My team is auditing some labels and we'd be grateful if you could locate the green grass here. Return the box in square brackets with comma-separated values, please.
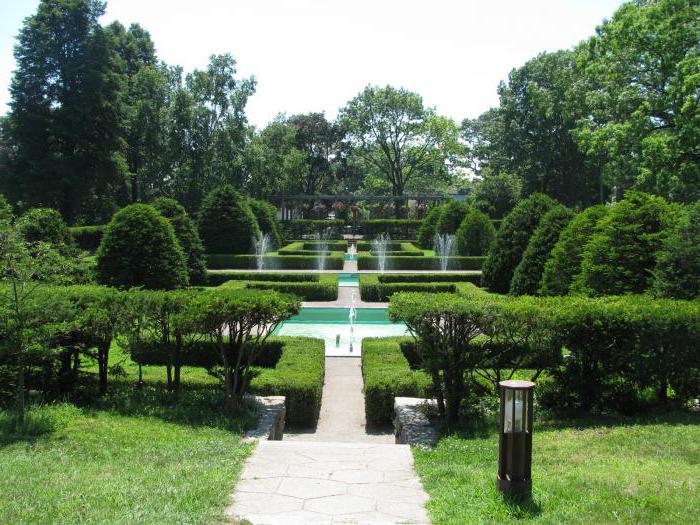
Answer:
[0, 401, 253, 524]
[414, 413, 700, 524]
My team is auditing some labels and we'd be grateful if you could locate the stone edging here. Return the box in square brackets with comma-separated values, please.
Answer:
[394, 396, 439, 447]
[243, 395, 285, 442]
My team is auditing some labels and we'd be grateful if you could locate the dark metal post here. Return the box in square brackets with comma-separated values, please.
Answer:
[497, 380, 535, 498]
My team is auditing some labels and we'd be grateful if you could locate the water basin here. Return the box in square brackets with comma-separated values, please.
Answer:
[273, 307, 408, 357]
[338, 273, 359, 287]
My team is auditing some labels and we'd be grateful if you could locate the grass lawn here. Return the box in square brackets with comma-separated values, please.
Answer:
[414, 413, 700, 524]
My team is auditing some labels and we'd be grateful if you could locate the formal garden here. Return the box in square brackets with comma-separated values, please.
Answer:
[1, 0, 699, 524]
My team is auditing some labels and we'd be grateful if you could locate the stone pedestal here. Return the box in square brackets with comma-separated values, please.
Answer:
[393, 397, 439, 447]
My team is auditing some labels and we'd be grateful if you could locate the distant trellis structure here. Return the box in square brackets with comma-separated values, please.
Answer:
[267, 194, 451, 220]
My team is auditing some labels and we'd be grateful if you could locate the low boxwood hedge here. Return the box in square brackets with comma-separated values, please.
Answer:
[206, 254, 344, 270]
[362, 337, 431, 424]
[378, 273, 482, 284]
[360, 274, 459, 302]
[359, 219, 422, 239]
[69, 225, 105, 252]
[250, 337, 325, 425]
[279, 220, 344, 239]
[357, 254, 485, 271]
[303, 241, 348, 251]
[207, 271, 318, 286]
[370, 250, 423, 257]
[241, 274, 339, 301]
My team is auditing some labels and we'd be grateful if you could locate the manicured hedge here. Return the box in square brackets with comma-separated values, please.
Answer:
[359, 219, 422, 239]
[279, 220, 344, 239]
[362, 337, 431, 424]
[357, 254, 485, 271]
[436, 201, 471, 235]
[238, 274, 339, 301]
[370, 250, 423, 257]
[198, 185, 260, 254]
[302, 241, 348, 251]
[360, 274, 458, 302]
[417, 206, 444, 248]
[250, 337, 325, 425]
[206, 254, 344, 270]
[378, 273, 483, 283]
[206, 271, 318, 286]
[357, 241, 409, 251]
[69, 225, 105, 252]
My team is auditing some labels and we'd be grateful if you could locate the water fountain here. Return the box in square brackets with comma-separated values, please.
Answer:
[253, 233, 271, 271]
[434, 233, 455, 272]
[349, 290, 357, 352]
[313, 228, 332, 271]
[372, 233, 391, 274]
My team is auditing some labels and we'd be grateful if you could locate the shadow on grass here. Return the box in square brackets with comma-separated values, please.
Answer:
[502, 493, 542, 519]
[0, 403, 79, 448]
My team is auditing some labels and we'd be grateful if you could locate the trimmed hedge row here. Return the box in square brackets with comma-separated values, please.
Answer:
[206, 254, 344, 270]
[249, 337, 325, 425]
[359, 219, 422, 239]
[357, 241, 410, 251]
[357, 254, 485, 271]
[206, 272, 318, 286]
[370, 250, 423, 257]
[238, 274, 339, 301]
[279, 220, 344, 239]
[378, 273, 483, 284]
[303, 241, 348, 251]
[362, 337, 431, 424]
[361, 275, 457, 302]
[69, 225, 105, 252]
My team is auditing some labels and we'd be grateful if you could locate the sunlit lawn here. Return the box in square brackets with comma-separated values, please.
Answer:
[414, 413, 700, 524]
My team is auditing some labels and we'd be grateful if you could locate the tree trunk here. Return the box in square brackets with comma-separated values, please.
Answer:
[173, 333, 182, 398]
[98, 343, 109, 395]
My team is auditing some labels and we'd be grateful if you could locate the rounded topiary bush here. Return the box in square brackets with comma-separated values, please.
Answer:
[17, 207, 76, 255]
[248, 199, 282, 247]
[198, 185, 260, 254]
[151, 197, 207, 284]
[96, 204, 188, 290]
[481, 193, 558, 294]
[652, 201, 700, 300]
[510, 205, 575, 296]
[455, 208, 496, 256]
[436, 201, 471, 235]
[417, 205, 443, 249]
[539, 205, 608, 296]
[574, 192, 677, 296]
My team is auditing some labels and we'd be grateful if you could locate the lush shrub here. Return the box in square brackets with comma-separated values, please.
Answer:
[17, 208, 76, 256]
[575, 192, 677, 296]
[539, 205, 609, 296]
[235, 274, 338, 301]
[481, 193, 557, 293]
[455, 208, 496, 256]
[652, 201, 700, 300]
[378, 273, 483, 284]
[510, 205, 575, 296]
[417, 205, 443, 248]
[250, 337, 325, 425]
[248, 199, 282, 247]
[360, 274, 458, 302]
[69, 225, 104, 252]
[96, 204, 188, 290]
[436, 201, 471, 235]
[206, 253, 344, 270]
[151, 197, 207, 284]
[359, 219, 422, 239]
[0, 194, 12, 226]
[362, 337, 431, 424]
[206, 271, 318, 286]
[278, 220, 344, 240]
[303, 241, 347, 251]
[198, 185, 260, 254]
[357, 254, 485, 271]
[356, 241, 406, 251]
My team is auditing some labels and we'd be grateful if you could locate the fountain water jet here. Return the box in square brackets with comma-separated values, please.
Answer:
[312, 228, 332, 271]
[434, 233, 455, 272]
[372, 233, 391, 274]
[253, 233, 271, 271]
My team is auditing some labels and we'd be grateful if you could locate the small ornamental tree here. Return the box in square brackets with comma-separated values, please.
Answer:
[436, 201, 471, 235]
[539, 205, 609, 296]
[575, 192, 677, 296]
[17, 208, 76, 256]
[510, 205, 575, 296]
[96, 204, 188, 290]
[417, 205, 443, 248]
[181, 288, 299, 413]
[455, 208, 496, 256]
[151, 197, 207, 285]
[652, 201, 700, 300]
[248, 199, 282, 247]
[198, 185, 260, 254]
[481, 193, 557, 293]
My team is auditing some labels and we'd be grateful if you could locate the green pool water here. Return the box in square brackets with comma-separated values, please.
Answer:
[338, 273, 359, 287]
[273, 307, 408, 356]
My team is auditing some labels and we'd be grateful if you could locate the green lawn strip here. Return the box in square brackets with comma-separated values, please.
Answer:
[414, 414, 700, 524]
[0, 403, 253, 524]
[360, 273, 482, 302]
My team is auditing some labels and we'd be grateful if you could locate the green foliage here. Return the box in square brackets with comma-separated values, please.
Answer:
[206, 253, 344, 270]
[16, 208, 76, 256]
[362, 337, 431, 424]
[96, 204, 188, 290]
[151, 197, 207, 284]
[436, 201, 471, 235]
[248, 199, 282, 247]
[510, 205, 575, 296]
[249, 337, 325, 425]
[360, 274, 458, 302]
[359, 219, 422, 239]
[68, 225, 104, 252]
[481, 192, 557, 293]
[539, 205, 609, 296]
[0, 194, 11, 226]
[278, 220, 344, 240]
[240, 275, 338, 301]
[417, 205, 443, 248]
[468, 171, 521, 219]
[652, 201, 700, 300]
[357, 254, 485, 271]
[575, 192, 676, 296]
[455, 208, 496, 256]
[206, 271, 318, 286]
[198, 185, 260, 254]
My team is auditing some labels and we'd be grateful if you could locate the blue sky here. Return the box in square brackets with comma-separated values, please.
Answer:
[0, 0, 626, 128]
